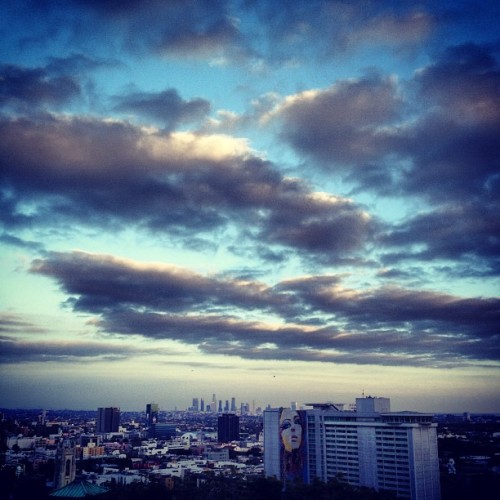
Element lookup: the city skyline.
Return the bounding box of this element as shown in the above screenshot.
[1,1,499,414]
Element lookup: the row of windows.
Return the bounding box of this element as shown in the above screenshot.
[325,443,358,448]
[323,417,357,422]
[379,437,408,442]
[324,431,358,436]
[324,427,358,432]
[380,479,411,487]
[377,465,410,472]
[378,443,408,451]
[326,444,358,450]
[382,416,433,423]
[376,435,408,440]
[326,467,359,475]
[326,463,359,469]
[378,460,409,466]
[325,438,358,443]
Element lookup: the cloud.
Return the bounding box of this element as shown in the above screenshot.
[26,0,244,60]
[96,311,500,368]
[243,0,435,62]
[260,42,500,274]
[396,43,500,203]
[381,202,500,271]
[279,276,500,338]
[46,53,119,76]
[112,88,210,129]
[0,313,47,335]
[0,64,81,111]
[266,73,402,166]
[345,9,434,50]
[29,251,500,367]
[0,114,374,261]
[3,1,445,68]
[0,336,170,364]
[0,233,43,250]
[267,42,500,206]
[30,250,285,315]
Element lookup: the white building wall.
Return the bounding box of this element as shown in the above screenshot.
[357,425,378,489]
[409,427,441,500]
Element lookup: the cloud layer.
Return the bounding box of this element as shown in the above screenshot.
[1,0,499,409]
[17,251,497,368]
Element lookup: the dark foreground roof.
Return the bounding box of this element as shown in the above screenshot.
[50,480,109,497]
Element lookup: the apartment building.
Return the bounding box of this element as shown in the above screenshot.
[264,397,440,500]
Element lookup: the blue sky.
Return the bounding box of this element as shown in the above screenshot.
[1,0,499,413]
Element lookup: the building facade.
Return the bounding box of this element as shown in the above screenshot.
[96,407,120,433]
[146,403,159,438]
[146,403,159,426]
[54,443,76,489]
[151,423,177,440]
[217,413,240,443]
[264,397,441,500]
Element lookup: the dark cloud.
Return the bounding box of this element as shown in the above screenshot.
[155,14,242,58]
[0,314,47,335]
[382,202,500,270]
[0,336,166,364]
[30,250,286,314]
[274,73,402,166]
[0,114,375,261]
[0,64,81,110]
[263,195,376,258]
[113,88,210,129]
[29,251,500,367]
[0,233,43,250]
[397,43,500,203]
[375,268,417,281]
[6,0,449,66]
[70,0,165,13]
[96,310,499,368]
[266,42,500,273]
[279,277,500,338]
[243,0,435,63]
[46,53,121,76]
[38,0,243,59]
[272,42,499,205]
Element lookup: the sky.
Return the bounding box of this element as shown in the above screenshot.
[1,0,499,414]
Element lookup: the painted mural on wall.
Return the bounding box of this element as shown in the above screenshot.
[279,408,307,482]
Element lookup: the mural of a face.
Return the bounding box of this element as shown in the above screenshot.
[280,409,302,452]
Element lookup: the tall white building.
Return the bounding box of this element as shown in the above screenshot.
[264,396,441,500]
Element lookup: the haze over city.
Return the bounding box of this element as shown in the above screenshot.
[1,1,499,414]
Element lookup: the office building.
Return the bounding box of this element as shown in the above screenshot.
[146,403,159,438]
[231,397,236,412]
[217,413,240,443]
[146,403,158,426]
[96,407,120,433]
[151,423,177,440]
[264,396,440,500]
